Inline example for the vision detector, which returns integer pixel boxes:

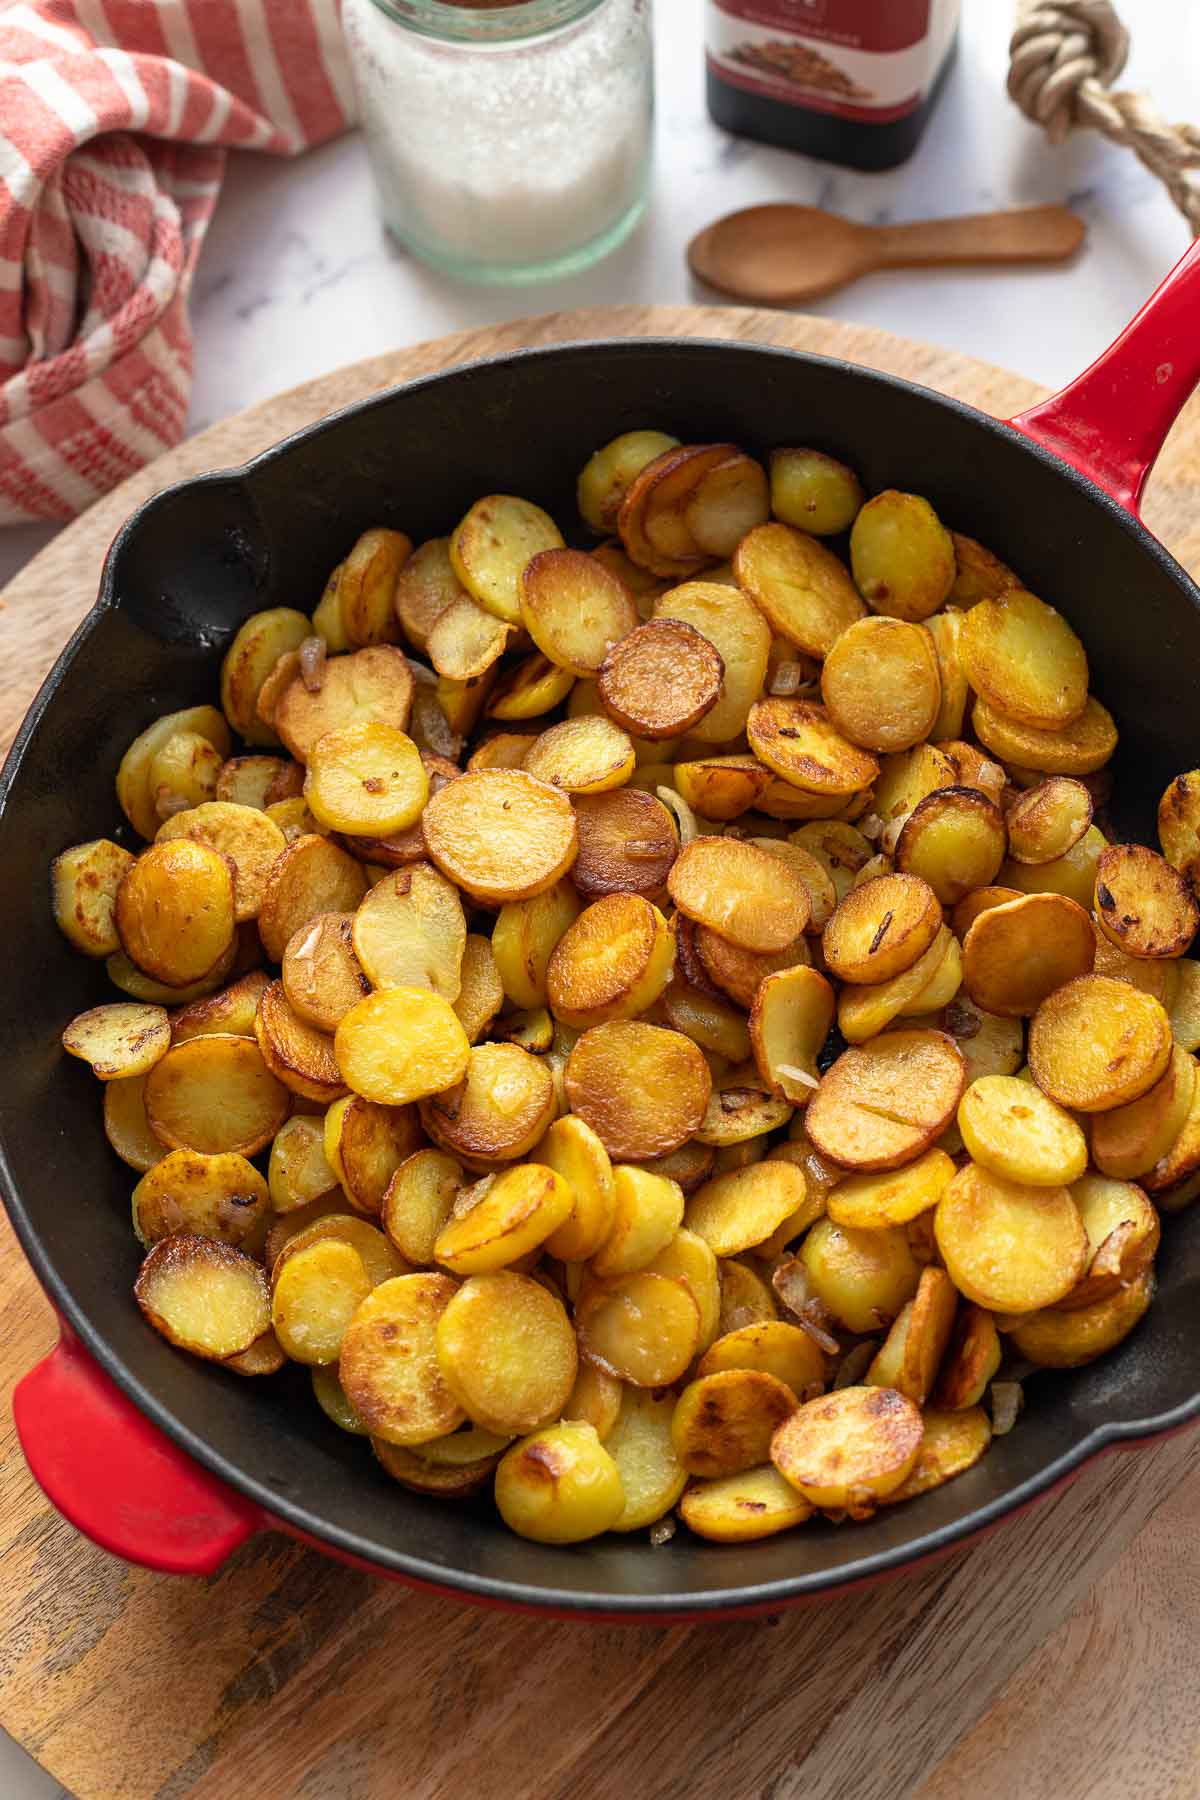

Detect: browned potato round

[304,723,428,839]
[269,1237,373,1364]
[671,1369,797,1478]
[806,1031,965,1171]
[494,1421,624,1542]
[420,1042,555,1166]
[694,925,809,1011]
[670,756,768,823]
[959,589,1088,728]
[850,490,955,623]
[487,652,574,723]
[695,1070,791,1148]
[321,1093,420,1215]
[680,1464,815,1542]
[352,863,466,1000]
[169,972,270,1048]
[638,1141,716,1196]
[661,978,752,1063]
[573,787,678,897]
[1094,843,1199,960]
[926,612,969,740]
[1062,1174,1160,1306]
[135,1234,270,1360]
[935,1163,1087,1312]
[339,1272,465,1443]
[1158,769,1200,883]
[684,449,771,556]
[837,926,956,1043]
[155,801,287,924]
[972,694,1117,775]
[697,1319,825,1396]
[132,1149,268,1251]
[749,965,836,1101]
[933,1305,1002,1409]
[254,980,346,1104]
[827,1147,955,1229]
[1006,777,1093,865]
[63,1002,170,1081]
[517,547,639,676]
[1144,1071,1200,1195]
[436,1271,577,1434]
[450,494,564,624]
[52,839,136,958]
[547,894,673,1029]
[1001,824,1108,910]
[283,912,369,1032]
[948,531,1020,605]
[769,447,863,536]
[820,617,941,753]
[958,1074,1088,1187]
[1029,974,1172,1112]
[618,443,733,577]
[258,833,368,962]
[590,1164,684,1279]
[565,1021,712,1160]
[578,430,681,534]
[866,1265,957,1405]
[374,1437,500,1497]
[382,1148,462,1265]
[492,880,580,1009]
[268,1114,338,1214]
[596,618,723,741]
[685,1160,809,1257]
[335,987,470,1105]
[771,1385,924,1510]
[1007,1269,1154,1368]
[668,836,811,953]
[1092,929,1181,1007]
[747,698,878,799]
[798,1217,919,1333]
[521,716,635,794]
[823,873,942,985]
[275,646,415,763]
[118,706,232,840]
[220,608,313,746]
[881,1405,992,1504]
[104,1073,166,1172]
[895,787,1007,907]
[272,1213,410,1290]
[422,769,577,903]
[143,1033,289,1157]
[1091,1042,1196,1181]
[734,521,866,656]
[425,595,512,683]
[576,1270,701,1385]
[393,536,464,649]
[452,933,505,1044]
[433,1162,573,1273]
[467,732,534,773]
[116,840,236,988]
[214,753,292,811]
[961,892,1095,1017]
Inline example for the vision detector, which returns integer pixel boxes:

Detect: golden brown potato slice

[1144,1069,1200,1194]
[654,580,772,744]
[936,738,1006,803]
[638,1140,716,1196]
[849,490,955,623]
[959,589,1087,728]
[668,836,811,953]
[680,1464,815,1541]
[933,1306,1002,1409]
[374,1437,500,1496]
[143,1032,288,1156]
[972,694,1117,776]
[116,840,236,989]
[894,787,1006,907]
[672,1369,797,1478]
[961,892,1094,1017]
[1008,1269,1154,1367]
[435,1270,576,1434]
[926,611,969,740]
[486,653,574,724]
[769,447,863,536]
[820,617,941,754]
[734,521,866,656]
[224,1329,286,1377]
[63,1002,170,1081]
[433,1162,572,1273]
[838,926,957,1043]
[565,1021,711,1160]
[660,978,753,1063]
[425,595,512,683]
[1029,974,1172,1112]
[255,980,347,1105]
[533,1114,616,1261]
[798,1217,919,1333]
[521,716,636,794]
[641,1227,721,1350]
[494,1422,624,1542]
[591,1164,684,1279]
[1158,768,1200,886]
[453,933,505,1044]
[420,1042,555,1167]
[578,430,681,534]
[274,1211,409,1289]
[593,541,671,616]
[617,443,730,576]
[132,1149,268,1251]
[696,926,809,1011]
[257,833,368,962]
[1094,843,1199,960]
[719,1257,779,1336]
[215,754,294,812]
[805,1031,965,1171]
[948,531,1020,605]
[322,1093,421,1216]
[572,787,678,898]
[749,965,836,1102]
[281,912,369,1032]
[422,768,577,904]
[118,706,231,842]
[335,986,469,1105]
[255,654,303,734]
[694,1070,792,1147]
[1061,1174,1160,1308]
[108,946,239,1010]
[596,618,723,741]
[467,731,534,773]
[872,744,958,837]
[697,1319,825,1397]
[577,1269,701,1385]
[220,608,312,746]
[339,1272,464,1441]
[155,801,287,925]
[670,756,768,823]
[560,1363,623,1440]
[136,1233,270,1360]
[275,646,415,764]
[325,533,411,647]
[594,1386,685,1530]
[352,863,466,1002]
[170,971,270,1046]
[1092,928,1180,1007]
[747,697,878,800]
[394,537,466,650]
[684,1160,807,1256]
[268,1114,338,1215]
[827,1147,956,1230]
[546,893,673,1030]
[104,1073,166,1172]
[451,494,564,624]
[1169,959,1200,1053]
[684,450,771,556]
[1001,824,1108,911]
[935,1162,1087,1311]
[303,723,428,840]
[1006,777,1093,865]
[823,872,942,985]
[1089,1045,1196,1181]
[750,839,838,933]
[53,839,136,958]
[866,1265,956,1405]
[311,1362,367,1431]
[881,1405,992,1503]
[382,1147,462,1265]
[491,880,580,1010]
[517,547,639,675]
[958,1074,1088,1187]
[771,1385,924,1510]
[950,885,1024,940]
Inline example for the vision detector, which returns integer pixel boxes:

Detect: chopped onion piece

[834,1341,878,1389]
[406,657,438,686]
[650,1518,676,1547]
[978,760,1006,791]
[772,1256,841,1355]
[768,661,805,697]
[859,813,883,842]
[299,635,327,693]
[775,1063,820,1091]
[990,1380,1024,1436]
[657,786,699,846]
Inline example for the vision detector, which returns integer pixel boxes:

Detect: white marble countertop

[0,0,1195,1793]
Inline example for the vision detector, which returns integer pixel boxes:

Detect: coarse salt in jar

[343,0,655,284]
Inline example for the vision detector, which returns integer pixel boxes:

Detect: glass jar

[343,0,655,284]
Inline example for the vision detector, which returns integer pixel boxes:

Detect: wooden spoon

[687,204,1086,305]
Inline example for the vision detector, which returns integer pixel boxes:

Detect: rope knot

[1008,0,1129,144]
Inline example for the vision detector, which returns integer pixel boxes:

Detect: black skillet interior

[4,339,1200,1615]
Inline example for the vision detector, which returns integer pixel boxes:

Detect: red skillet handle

[1010,236,1200,517]
[13,1333,261,1575]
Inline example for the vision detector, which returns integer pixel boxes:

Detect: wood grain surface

[1,304,1198,1800]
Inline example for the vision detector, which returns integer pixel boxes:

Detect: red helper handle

[13,1332,260,1575]
[1010,236,1200,517]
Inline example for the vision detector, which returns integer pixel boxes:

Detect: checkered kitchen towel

[0,0,354,523]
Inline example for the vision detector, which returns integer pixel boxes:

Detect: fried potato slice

[1091,1045,1196,1180]
[680,1463,815,1541]
[866,1265,956,1404]
[672,1369,797,1478]
[224,1329,286,1378]
[494,1421,625,1543]
[268,1114,338,1214]
[135,1233,270,1360]
[394,536,467,650]
[216,754,296,812]
[221,608,313,746]
[467,731,535,773]
[719,1257,779,1335]
[352,863,466,1002]
[578,429,682,534]
[654,580,772,744]
[894,787,1006,907]
[63,1001,170,1080]
[1094,843,1199,960]
[533,1114,617,1261]
[339,1271,465,1441]
[253,980,346,1104]
[517,547,639,675]
[448,933,502,1045]
[961,892,1094,1017]
[382,1147,462,1265]
[1062,1173,1160,1308]
[257,833,368,961]
[450,494,564,624]
[576,1270,701,1385]
[958,1074,1088,1187]
[281,912,369,1032]
[422,768,577,903]
[772,1385,924,1510]
[335,986,469,1105]
[1008,1269,1155,1367]
[435,1271,577,1434]
[734,521,866,656]
[849,490,955,623]
[768,446,863,536]
[685,1160,808,1257]
[805,1031,965,1172]
[262,1195,354,1271]
[935,1162,1087,1312]
[660,978,752,1063]
[823,872,942,985]
[872,743,957,837]
[948,531,1020,605]
[118,706,232,842]
[618,443,731,576]
[425,595,513,682]
[1089,931,1182,1008]
[565,1020,711,1160]
[695,925,809,1010]
[1169,959,1200,1052]
[799,1216,920,1332]
[638,1141,716,1196]
[668,836,811,953]
[697,1319,825,1396]
[1158,768,1200,884]
[132,1149,269,1250]
[1028,974,1172,1112]
[638,1226,720,1351]
[670,756,768,823]
[374,1437,499,1496]
[311,1363,367,1432]
[155,804,286,931]
[1144,1069,1200,1193]
[333,529,412,648]
[272,1213,410,1289]
[749,965,835,1102]
[1001,823,1107,910]
[951,885,1024,940]
[115,840,236,989]
[933,1305,1001,1409]
[960,589,1088,728]
[972,694,1117,775]
[521,716,636,794]
[838,927,956,1043]
[820,617,941,753]
[586,1386,684,1531]
[491,885,579,1020]
[596,618,724,741]
[275,646,415,765]
[684,449,771,556]
[433,1162,572,1273]
[560,1362,622,1440]
[747,698,878,800]
[591,1165,685,1279]
[572,787,677,899]
[104,1073,166,1172]
[1006,777,1093,865]
[170,971,269,1047]
[486,652,575,723]
[303,723,428,840]
[695,1068,792,1146]
[420,1042,556,1167]
[547,893,674,1030]
[53,839,136,958]
[322,1093,420,1215]
[926,610,969,740]
[143,1032,288,1156]
[881,1404,991,1503]
[827,1147,956,1229]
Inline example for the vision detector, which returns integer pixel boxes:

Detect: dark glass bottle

[706,0,961,173]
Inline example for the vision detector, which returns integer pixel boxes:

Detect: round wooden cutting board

[1,306,1198,1800]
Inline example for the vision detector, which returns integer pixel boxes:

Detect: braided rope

[1009,0,1200,234]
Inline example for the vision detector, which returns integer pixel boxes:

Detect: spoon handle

[868,205,1085,272]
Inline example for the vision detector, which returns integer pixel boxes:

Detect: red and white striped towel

[0,0,355,524]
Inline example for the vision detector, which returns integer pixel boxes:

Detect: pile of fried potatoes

[53,427,1200,1548]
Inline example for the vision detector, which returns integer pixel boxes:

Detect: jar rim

[361,0,609,43]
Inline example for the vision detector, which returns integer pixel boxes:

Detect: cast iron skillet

[6,244,1200,1620]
